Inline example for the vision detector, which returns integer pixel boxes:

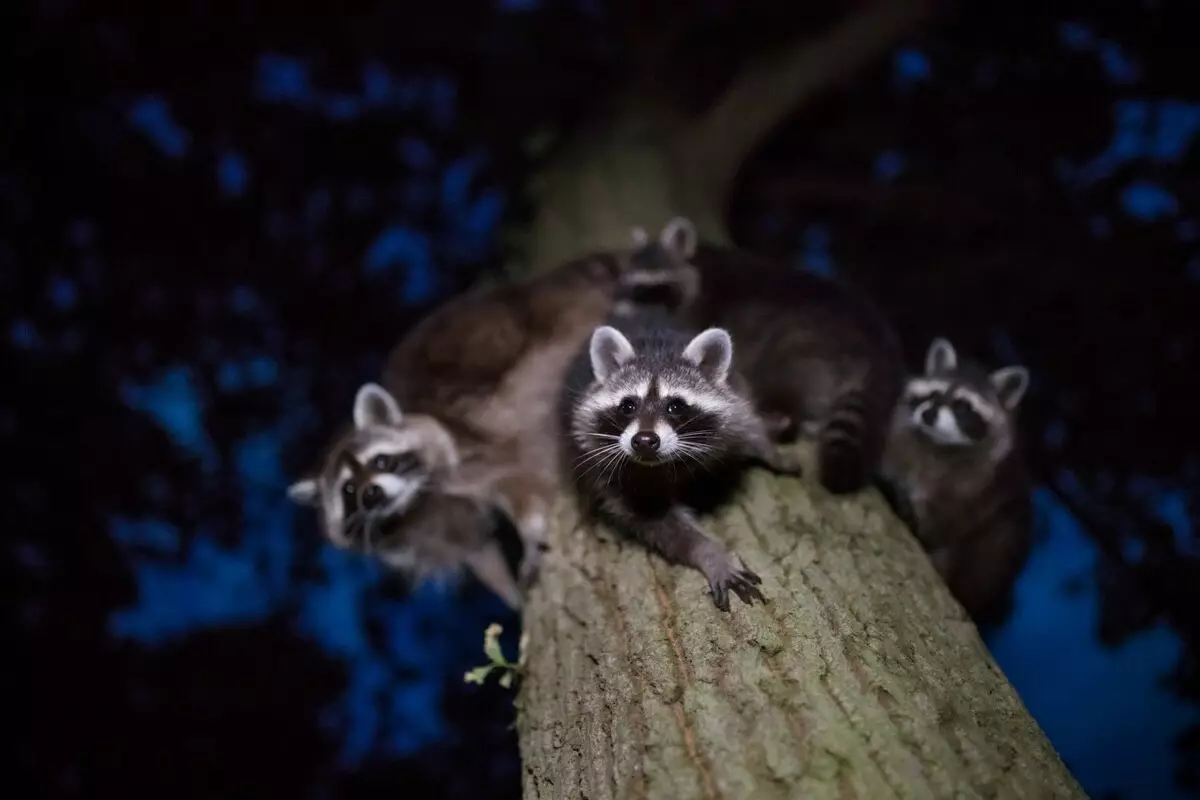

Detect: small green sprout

[463,623,522,689]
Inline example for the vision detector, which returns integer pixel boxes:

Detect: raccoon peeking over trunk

[288,251,631,608]
[882,337,1034,627]
[616,217,905,496]
[287,383,524,609]
[560,310,803,611]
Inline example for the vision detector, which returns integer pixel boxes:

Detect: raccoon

[560,309,803,611]
[615,217,906,495]
[881,337,1034,626]
[287,382,524,609]
[289,253,630,605]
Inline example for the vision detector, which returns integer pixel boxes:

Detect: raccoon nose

[921,405,939,425]
[631,431,661,454]
[361,484,386,510]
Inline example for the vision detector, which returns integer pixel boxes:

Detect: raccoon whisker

[575,443,623,471]
[673,416,707,434]
[674,443,716,473]
[578,456,621,484]
[674,436,716,451]
[577,445,625,482]
[597,449,628,488]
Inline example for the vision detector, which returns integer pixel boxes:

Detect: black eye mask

[950,398,989,441]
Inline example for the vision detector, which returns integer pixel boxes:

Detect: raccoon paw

[516,541,548,589]
[703,554,766,612]
[516,511,550,588]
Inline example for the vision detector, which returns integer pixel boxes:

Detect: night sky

[5,1,1199,798]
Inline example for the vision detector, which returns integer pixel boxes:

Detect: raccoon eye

[394,452,422,474]
[372,454,395,472]
[618,397,638,416]
[665,398,689,417]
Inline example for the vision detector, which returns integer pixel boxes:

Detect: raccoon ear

[682,327,733,384]
[353,382,404,430]
[589,326,636,383]
[990,366,1030,411]
[287,478,320,506]
[925,337,957,375]
[660,217,697,259]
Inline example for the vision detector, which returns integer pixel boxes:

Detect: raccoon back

[688,245,904,492]
[384,253,625,444]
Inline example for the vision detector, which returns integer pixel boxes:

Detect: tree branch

[753,169,997,228]
[679,0,938,203]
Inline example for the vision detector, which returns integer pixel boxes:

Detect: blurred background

[4,0,1198,797]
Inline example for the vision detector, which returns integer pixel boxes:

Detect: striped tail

[817,387,884,494]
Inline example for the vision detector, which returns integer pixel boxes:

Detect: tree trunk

[518,444,1083,799]
[512,5,1086,797]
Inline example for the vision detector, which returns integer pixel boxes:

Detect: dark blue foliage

[5,2,1199,799]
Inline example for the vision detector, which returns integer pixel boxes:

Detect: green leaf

[463,665,493,685]
[498,670,514,690]
[483,623,508,666]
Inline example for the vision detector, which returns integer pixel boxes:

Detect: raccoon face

[575,324,735,467]
[287,383,441,549]
[615,217,701,316]
[902,338,1029,454]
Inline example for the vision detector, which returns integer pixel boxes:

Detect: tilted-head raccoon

[288,383,526,608]
[289,254,631,606]
[882,337,1034,626]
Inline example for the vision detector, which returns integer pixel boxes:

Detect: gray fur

[287,383,524,608]
[882,337,1035,626]
[559,308,802,611]
[616,218,905,495]
[288,252,635,608]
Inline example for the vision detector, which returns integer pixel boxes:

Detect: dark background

[4,1,1198,798]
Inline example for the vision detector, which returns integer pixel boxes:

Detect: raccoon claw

[705,559,765,612]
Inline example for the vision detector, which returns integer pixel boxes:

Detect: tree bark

[517,444,1083,799]
[513,5,1085,798]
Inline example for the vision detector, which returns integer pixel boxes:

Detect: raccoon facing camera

[558,308,802,612]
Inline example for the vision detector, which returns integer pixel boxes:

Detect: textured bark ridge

[517,443,1084,800]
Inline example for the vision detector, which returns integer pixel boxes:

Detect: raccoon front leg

[463,540,524,611]
[490,470,554,587]
[871,472,920,536]
[632,506,766,612]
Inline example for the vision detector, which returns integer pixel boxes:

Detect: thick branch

[679,0,937,203]
[518,443,1085,799]
[754,169,998,228]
